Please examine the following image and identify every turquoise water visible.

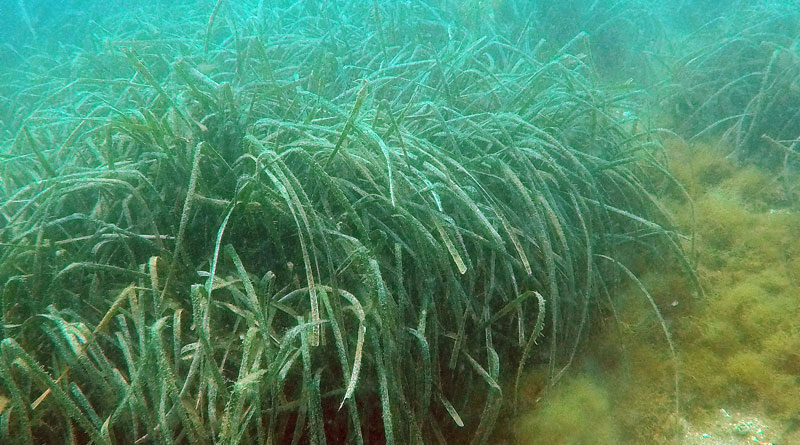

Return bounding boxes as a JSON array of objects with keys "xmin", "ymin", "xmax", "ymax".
[{"xmin": 1, "ymin": 1, "xmax": 799, "ymax": 443}]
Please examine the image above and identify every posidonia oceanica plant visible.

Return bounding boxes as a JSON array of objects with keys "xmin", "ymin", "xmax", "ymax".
[{"xmin": 0, "ymin": 1, "xmax": 695, "ymax": 443}]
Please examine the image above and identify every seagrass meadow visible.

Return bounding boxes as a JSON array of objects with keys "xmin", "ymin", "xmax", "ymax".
[{"xmin": 1, "ymin": 1, "xmax": 799, "ymax": 444}]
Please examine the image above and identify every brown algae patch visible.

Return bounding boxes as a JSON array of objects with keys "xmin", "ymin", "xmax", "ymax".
[{"xmin": 512, "ymin": 140, "xmax": 800, "ymax": 443}]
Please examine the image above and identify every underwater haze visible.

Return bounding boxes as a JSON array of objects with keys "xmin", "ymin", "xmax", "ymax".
[{"xmin": 1, "ymin": 1, "xmax": 799, "ymax": 443}]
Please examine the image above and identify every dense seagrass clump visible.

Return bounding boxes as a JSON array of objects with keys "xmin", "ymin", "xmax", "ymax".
[{"xmin": 0, "ymin": 1, "xmax": 688, "ymax": 443}]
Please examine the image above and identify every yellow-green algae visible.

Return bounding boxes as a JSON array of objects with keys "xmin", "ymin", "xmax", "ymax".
[
  {"xmin": 515, "ymin": 375, "xmax": 620, "ymax": 444},
  {"xmin": 512, "ymin": 139, "xmax": 800, "ymax": 444}
]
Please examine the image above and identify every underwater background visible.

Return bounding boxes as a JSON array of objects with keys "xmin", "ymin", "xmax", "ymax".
[{"xmin": 1, "ymin": 0, "xmax": 799, "ymax": 443}]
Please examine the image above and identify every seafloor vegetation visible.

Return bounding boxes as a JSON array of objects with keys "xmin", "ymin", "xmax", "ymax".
[
  {"xmin": 513, "ymin": 140, "xmax": 800, "ymax": 444},
  {"xmin": 0, "ymin": 0, "xmax": 798, "ymax": 444}
]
